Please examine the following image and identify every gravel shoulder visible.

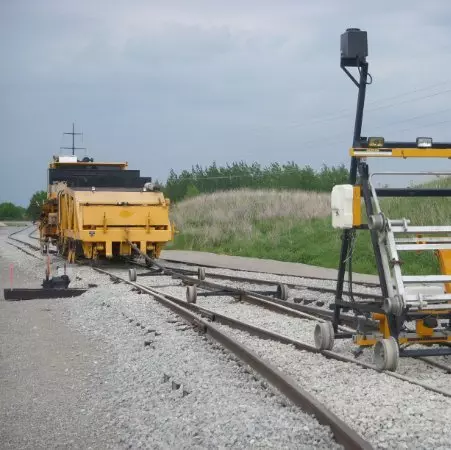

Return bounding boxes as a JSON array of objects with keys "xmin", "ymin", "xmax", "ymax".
[{"xmin": 0, "ymin": 232, "xmax": 118, "ymax": 449}]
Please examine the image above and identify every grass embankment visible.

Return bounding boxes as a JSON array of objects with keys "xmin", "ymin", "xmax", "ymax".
[{"xmin": 167, "ymin": 183, "xmax": 451, "ymax": 275}]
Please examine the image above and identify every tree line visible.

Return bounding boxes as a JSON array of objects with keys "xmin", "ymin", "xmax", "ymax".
[
  {"xmin": 2, "ymin": 160, "xmax": 349, "ymax": 220},
  {"xmin": 0, "ymin": 191, "xmax": 47, "ymax": 221},
  {"xmin": 163, "ymin": 161, "xmax": 349, "ymax": 202}
]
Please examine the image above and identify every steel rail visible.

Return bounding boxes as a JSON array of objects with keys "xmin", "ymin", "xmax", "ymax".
[
  {"xmin": 8, "ymin": 234, "xmax": 374, "ymax": 333},
  {"xmin": 129, "ymin": 279, "xmax": 451, "ymax": 392},
  {"xmin": 8, "ymin": 235, "xmax": 41, "ymax": 252},
  {"xmin": 6, "ymin": 236, "xmax": 377, "ymax": 331},
  {"xmin": 27, "ymin": 227, "xmax": 40, "ymax": 241},
  {"xmin": 159, "ymin": 257, "xmax": 380, "ymax": 288},
  {"xmin": 5, "ymin": 234, "xmax": 451, "ymax": 398},
  {"xmin": 129, "ymin": 246, "xmax": 371, "ymax": 332},
  {"xmin": 6, "ymin": 242, "xmax": 42, "ymax": 259},
  {"xmin": 128, "ymin": 246, "xmax": 451, "ymax": 379},
  {"xmin": 132, "ymin": 259, "xmax": 382, "ymax": 300},
  {"xmin": 123, "ymin": 276, "xmax": 451, "ymax": 398},
  {"xmin": 8, "ymin": 235, "xmax": 450, "ymax": 372},
  {"xmin": 92, "ymin": 265, "xmax": 373, "ymax": 450},
  {"xmin": 6, "ymin": 232, "xmax": 451, "ymax": 448}
]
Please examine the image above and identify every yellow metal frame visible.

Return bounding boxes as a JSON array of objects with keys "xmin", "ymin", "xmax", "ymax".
[
  {"xmin": 347, "ymin": 146, "xmax": 451, "ymax": 348},
  {"xmin": 437, "ymin": 250, "xmax": 451, "ymax": 293},
  {"xmin": 355, "ymin": 250, "xmax": 451, "ymax": 347},
  {"xmin": 350, "ymin": 147, "xmax": 451, "ymax": 158},
  {"xmin": 355, "ymin": 312, "xmax": 451, "ymax": 347},
  {"xmin": 352, "ymin": 186, "xmax": 361, "ymax": 227}
]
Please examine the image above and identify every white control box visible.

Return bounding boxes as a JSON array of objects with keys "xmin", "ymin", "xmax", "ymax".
[
  {"xmin": 331, "ymin": 184, "xmax": 354, "ymax": 229},
  {"xmin": 59, "ymin": 155, "xmax": 78, "ymax": 163}
]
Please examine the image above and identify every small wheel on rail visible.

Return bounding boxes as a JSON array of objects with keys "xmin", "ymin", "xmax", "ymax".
[
  {"xmin": 383, "ymin": 295, "xmax": 404, "ymax": 317},
  {"xmin": 277, "ymin": 283, "xmax": 289, "ymax": 301},
  {"xmin": 373, "ymin": 337, "xmax": 399, "ymax": 372},
  {"xmin": 186, "ymin": 285, "xmax": 197, "ymax": 304},
  {"xmin": 314, "ymin": 321, "xmax": 335, "ymax": 351},
  {"xmin": 198, "ymin": 267, "xmax": 206, "ymax": 281},
  {"xmin": 129, "ymin": 268, "xmax": 137, "ymax": 282}
]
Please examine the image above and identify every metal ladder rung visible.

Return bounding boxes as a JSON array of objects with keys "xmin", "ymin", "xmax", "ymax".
[
  {"xmin": 405, "ymin": 293, "xmax": 451, "ymax": 302},
  {"xmin": 391, "ymin": 225, "xmax": 451, "ymax": 234},
  {"xmin": 396, "ymin": 243, "xmax": 451, "ymax": 251},
  {"xmin": 403, "ymin": 275, "xmax": 451, "ymax": 284},
  {"xmin": 396, "ymin": 237, "xmax": 451, "ymax": 243},
  {"xmin": 406, "ymin": 302, "xmax": 451, "ymax": 311}
]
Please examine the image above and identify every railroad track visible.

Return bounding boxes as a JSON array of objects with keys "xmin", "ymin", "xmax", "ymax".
[
  {"xmin": 124, "ymin": 246, "xmax": 451, "ymax": 385},
  {"xmin": 93, "ymin": 259, "xmax": 451, "ymax": 448},
  {"xmin": 136, "ymin": 260, "xmax": 382, "ymax": 302},
  {"xmin": 6, "ymin": 228, "xmax": 451, "ymax": 449},
  {"xmin": 8, "ymin": 225, "xmax": 43, "ymax": 251},
  {"xmin": 27, "ymin": 227, "xmax": 40, "ymax": 241},
  {"xmin": 8, "ymin": 228, "xmax": 451, "ymax": 379},
  {"xmin": 127, "ymin": 259, "xmax": 380, "ymax": 330},
  {"xmin": 160, "ymin": 257, "xmax": 381, "ymax": 289},
  {"xmin": 160, "ymin": 263, "xmax": 451, "ymax": 379},
  {"xmin": 5, "ymin": 227, "xmax": 371, "ymax": 449}
]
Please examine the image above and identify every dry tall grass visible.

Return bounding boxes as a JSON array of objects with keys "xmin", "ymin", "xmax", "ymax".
[
  {"xmin": 170, "ymin": 188, "xmax": 330, "ymax": 247},
  {"xmin": 169, "ymin": 179, "xmax": 451, "ymax": 274}
]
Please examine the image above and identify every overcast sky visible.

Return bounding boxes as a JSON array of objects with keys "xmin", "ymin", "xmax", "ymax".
[{"xmin": 2, "ymin": 0, "xmax": 451, "ymax": 206}]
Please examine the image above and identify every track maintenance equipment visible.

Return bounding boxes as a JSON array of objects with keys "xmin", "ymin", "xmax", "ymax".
[
  {"xmin": 4, "ymin": 254, "xmax": 87, "ymax": 301},
  {"xmin": 39, "ymin": 124, "xmax": 175, "ymax": 262},
  {"xmin": 313, "ymin": 28, "xmax": 451, "ymax": 371}
]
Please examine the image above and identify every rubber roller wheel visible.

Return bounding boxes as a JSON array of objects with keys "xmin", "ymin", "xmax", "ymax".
[
  {"xmin": 277, "ymin": 283, "xmax": 289, "ymax": 301},
  {"xmin": 129, "ymin": 268, "xmax": 137, "ymax": 282},
  {"xmin": 186, "ymin": 285, "xmax": 197, "ymax": 304},
  {"xmin": 198, "ymin": 267, "xmax": 206, "ymax": 281},
  {"xmin": 314, "ymin": 321, "xmax": 335, "ymax": 351},
  {"xmin": 374, "ymin": 337, "xmax": 399, "ymax": 372}
]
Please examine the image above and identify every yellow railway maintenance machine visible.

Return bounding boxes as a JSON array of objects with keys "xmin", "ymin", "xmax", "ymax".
[
  {"xmin": 39, "ymin": 151, "xmax": 174, "ymax": 262},
  {"xmin": 313, "ymin": 28, "xmax": 451, "ymax": 371}
]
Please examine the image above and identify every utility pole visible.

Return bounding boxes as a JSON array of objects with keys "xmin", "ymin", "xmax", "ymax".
[{"xmin": 60, "ymin": 122, "xmax": 86, "ymax": 156}]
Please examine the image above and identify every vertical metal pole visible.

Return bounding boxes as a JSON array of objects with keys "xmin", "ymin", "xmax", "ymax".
[
  {"xmin": 333, "ymin": 62, "xmax": 368, "ymax": 331},
  {"xmin": 352, "ymin": 63, "xmax": 368, "ymax": 148},
  {"xmin": 72, "ymin": 122, "xmax": 75, "ymax": 155}
]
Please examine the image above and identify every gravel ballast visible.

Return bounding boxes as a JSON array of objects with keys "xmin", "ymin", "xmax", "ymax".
[
  {"xmin": 212, "ymin": 326, "xmax": 451, "ymax": 450},
  {"xmin": 1, "ymin": 228, "xmax": 343, "ymax": 449},
  {"xmin": 6, "ymin": 226, "xmax": 451, "ymax": 449},
  {"xmin": 123, "ymin": 266, "xmax": 451, "ymax": 393}
]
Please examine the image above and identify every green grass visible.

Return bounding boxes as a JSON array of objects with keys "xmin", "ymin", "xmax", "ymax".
[{"xmin": 167, "ymin": 182, "xmax": 451, "ymax": 275}]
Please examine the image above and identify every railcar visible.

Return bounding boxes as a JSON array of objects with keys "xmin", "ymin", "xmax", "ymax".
[{"xmin": 39, "ymin": 154, "xmax": 174, "ymax": 262}]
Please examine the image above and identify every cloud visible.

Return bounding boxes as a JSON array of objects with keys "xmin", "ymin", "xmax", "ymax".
[{"xmin": 2, "ymin": 0, "xmax": 451, "ymax": 205}]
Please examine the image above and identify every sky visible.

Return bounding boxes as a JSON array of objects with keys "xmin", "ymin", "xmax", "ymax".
[{"xmin": 2, "ymin": 0, "xmax": 451, "ymax": 206}]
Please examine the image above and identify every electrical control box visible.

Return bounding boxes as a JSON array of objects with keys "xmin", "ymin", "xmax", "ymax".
[
  {"xmin": 58, "ymin": 155, "xmax": 78, "ymax": 163},
  {"xmin": 340, "ymin": 28, "xmax": 368, "ymax": 60},
  {"xmin": 331, "ymin": 184, "xmax": 354, "ymax": 229}
]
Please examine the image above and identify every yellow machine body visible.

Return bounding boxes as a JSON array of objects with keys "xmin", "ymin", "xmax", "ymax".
[
  {"xmin": 56, "ymin": 186, "xmax": 172, "ymax": 261},
  {"xmin": 39, "ymin": 156, "xmax": 174, "ymax": 262}
]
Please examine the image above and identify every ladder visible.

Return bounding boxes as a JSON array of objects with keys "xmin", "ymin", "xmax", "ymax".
[{"xmin": 368, "ymin": 176, "xmax": 451, "ymax": 314}]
